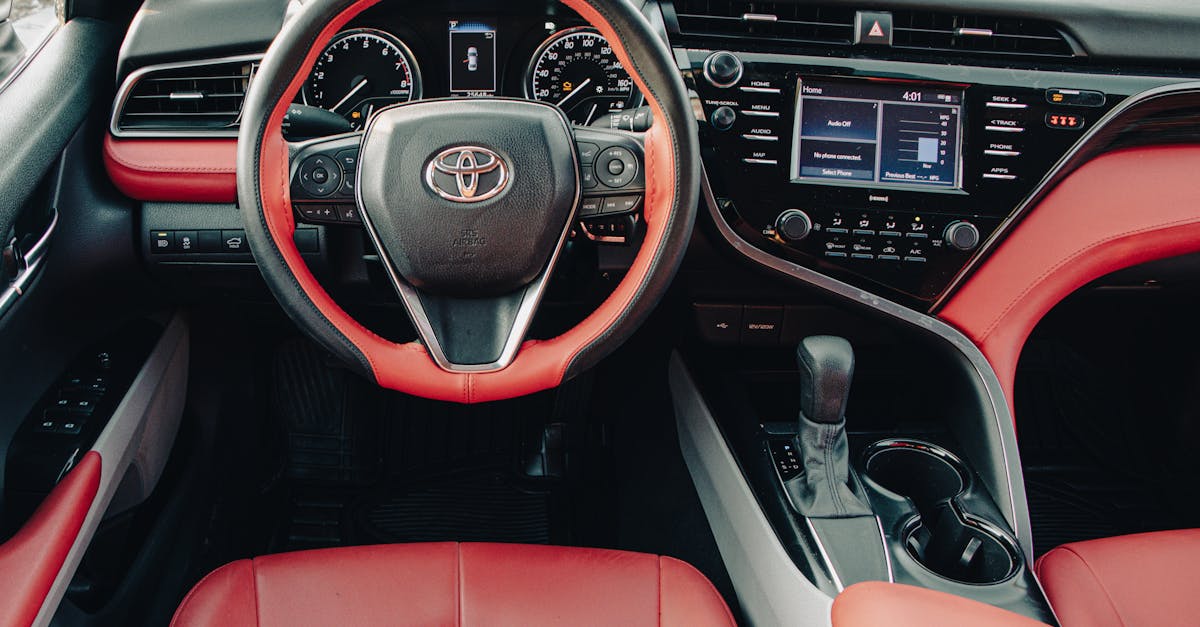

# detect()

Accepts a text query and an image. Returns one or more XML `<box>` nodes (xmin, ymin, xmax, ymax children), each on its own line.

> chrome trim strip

<box><xmin>935</xmin><ymin>80</ymin><xmax>1200</xmax><ymax>309</ymax></box>
<box><xmin>740</xmin><ymin>86</ymin><xmax>781</xmax><ymax>94</ymax></box>
<box><xmin>804</xmin><ymin>518</ymin><xmax>845</xmax><ymax>593</ymax></box>
<box><xmin>985</xmin><ymin>102</ymin><xmax>1028</xmax><ymax>109</ymax></box>
<box><xmin>742</xmin><ymin>13</ymin><xmax>779</xmax><ymax>23</ymax></box>
<box><xmin>876</xmin><ymin>516</ymin><xmax>895</xmax><ymax>583</ymax></box>
<box><xmin>699</xmin><ymin>171</ymin><xmax>1031</xmax><ymax>560</ymax></box>
<box><xmin>354</xmin><ymin>99</ymin><xmax>583</xmax><ymax>374</ymax></box>
<box><xmin>109</xmin><ymin>54</ymin><xmax>264</xmax><ymax>138</ymax></box>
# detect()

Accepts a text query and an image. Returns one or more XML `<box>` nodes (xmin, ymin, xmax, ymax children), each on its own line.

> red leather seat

<box><xmin>1035</xmin><ymin>529</ymin><xmax>1200</xmax><ymax>626</ymax></box>
<box><xmin>172</xmin><ymin>542</ymin><xmax>735</xmax><ymax>627</ymax></box>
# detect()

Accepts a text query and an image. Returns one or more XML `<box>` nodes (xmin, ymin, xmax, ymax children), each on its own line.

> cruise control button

<box><xmin>597</xmin><ymin>146</ymin><xmax>638</xmax><ymax>188</ymax></box>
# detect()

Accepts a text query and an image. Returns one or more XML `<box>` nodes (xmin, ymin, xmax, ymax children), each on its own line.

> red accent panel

<box><xmin>253</xmin><ymin>0</ymin><xmax>680</xmax><ymax>403</ymax></box>
<box><xmin>171</xmin><ymin>543</ymin><xmax>735</xmax><ymax>626</ymax></box>
<box><xmin>1035</xmin><ymin>530</ymin><xmax>1200</xmax><ymax>627</ymax></box>
<box><xmin>832</xmin><ymin>582</ymin><xmax>1047</xmax><ymax>627</ymax></box>
<box><xmin>939</xmin><ymin>145</ymin><xmax>1200</xmax><ymax>417</ymax></box>
<box><xmin>0</xmin><ymin>451</ymin><xmax>101</xmax><ymax>627</ymax></box>
<box><xmin>103</xmin><ymin>136</ymin><xmax>238</xmax><ymax>203</ymax></box>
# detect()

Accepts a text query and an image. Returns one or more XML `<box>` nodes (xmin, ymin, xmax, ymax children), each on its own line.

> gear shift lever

<box><xmin>790</xmin><ymin>336</ymin><xmax>871</xmax><ymax>518</ymax></box>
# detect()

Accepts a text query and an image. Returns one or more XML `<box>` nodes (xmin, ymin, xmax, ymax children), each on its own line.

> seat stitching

<box><xmin>250</xmin><ymin>558</ymin><xmax>262</xmax><ymax>627</ymax></box>
<box><xmin>456</xmin><ymin>543</ymin><xmax>463</xmax><ymax>627</ymax></box>
<box><xmin>1058</xmin><ymin>547</ymin><xmax>1127</xmax><ymax>627</ymax></box>
<box><xmin>657</xmin><ymin>556</ymin><xmax>664</xmax><ymax>626</ymax></box>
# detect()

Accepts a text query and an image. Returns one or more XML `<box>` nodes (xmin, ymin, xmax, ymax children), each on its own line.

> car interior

<box><xmin>1</xmin><ymin>0</ymin><xmax>1199</xmax><ymax>624</ymax></box>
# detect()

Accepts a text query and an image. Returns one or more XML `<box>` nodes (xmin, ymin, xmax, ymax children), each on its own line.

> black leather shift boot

<box><xmin>787</xmin><ymin>415</ymin><xmax>872</xmax><ymax>518</ymax></box>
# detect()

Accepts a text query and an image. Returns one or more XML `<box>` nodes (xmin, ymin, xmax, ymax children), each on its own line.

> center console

<box><xmin>687</xmin><ymin>49</ymin><xmax>1140</xmax><ymax>310</ymax></box>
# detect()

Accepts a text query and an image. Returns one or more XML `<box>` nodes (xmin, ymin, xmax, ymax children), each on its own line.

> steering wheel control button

<box><xmin>597</xmin><ymin>147</ymin><xmax>638</xmax><ymax>188</ymax></box>
<box><xmin>703</xmin><ymin>51</ymin><xmax>743</xmax><ymax>88</ymax></box>
<box><xmin>943</xmin><ymin>221</ymin><xmax>981</xmax><ymax>251</ymax></box>
<box><xmin>576</xmin><ymin>142</ymin><xmax>600</xmax><ymax>165</ymax></box>
<box><xmin>299</xmin><ymin>155</ymin><xmax>342</xmax><ymax>197</ymax></box>
<box><xmin>600</xmin><ymin>195</ymin><xmax>642</xmax><ymax>215</ymax></box>
<box><xmin>710</xmin><ymin>106</ymin><xmax>737</xmax><ymax>131</ymax></box>
<box><xmin>580</xmin><ymin>197</ymin><xmax>604</xmax><ymax>216</ymax></box>
<box><xmin>581</xmin><ymin>168</ymin><xmax>598</xmax><ymax>189</ymax></box>
<box><xmin>775</xmin><ymin>210</ymin><xmax>812</xmax><ymax>242</ymax></box>
<box><xmin>336</xmin><ymin>205</ymin><xmax>362</xmax><ymax>224</ymax></box>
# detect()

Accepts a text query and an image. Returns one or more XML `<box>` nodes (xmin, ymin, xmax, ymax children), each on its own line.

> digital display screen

<box><xmin>790</xmin><ymin>79</ymin><xmax>964</xmax><ymax>190</ymax></box>
<box><xmin>448</xmin><ymin>20</ymin><xmax>497</xmax><ymax>95</ymax></box>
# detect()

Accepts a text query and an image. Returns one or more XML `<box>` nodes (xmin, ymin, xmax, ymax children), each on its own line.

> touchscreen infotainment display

<box><xmin>790</xmin><ymin>79</ymin><xmax>964</xmax><ymax>190</ymax></box>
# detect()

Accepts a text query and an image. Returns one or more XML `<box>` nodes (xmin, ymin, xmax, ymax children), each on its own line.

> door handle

<box><xmin>0</xmin><ymin>207</ymin><xmax>57</xmax><ymax>319</ymax></box>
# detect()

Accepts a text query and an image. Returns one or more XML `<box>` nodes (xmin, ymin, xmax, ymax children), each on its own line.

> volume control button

<box><xmin>703</xmin><ymin>51</ymin><xmax>744</xmax><ymax>88</ymax></box>
<box><xmin>775</xmin><ymin>210</ymin><xmax>812</xmax><ymax>242</ymax></box>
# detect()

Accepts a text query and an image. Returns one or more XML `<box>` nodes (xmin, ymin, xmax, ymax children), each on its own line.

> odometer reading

<box><xmin>527</xmin><ymin>29</ymin><xmax>636</xmax><ymax>125</ymax></box>
<box><xmin>305</xmin><ymin>29</ymin><xmax>420</xmax><ymax>130</ymax></box>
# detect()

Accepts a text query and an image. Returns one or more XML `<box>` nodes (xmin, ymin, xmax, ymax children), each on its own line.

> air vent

<box><xmin>672</xmin><ymin>0</ymin><xmax>856</xmax><ymax>46</ymax></box>
<box><xmin>892</xmin><ymin>12</ymin><xmax>1078</xmax><ymax>58</ymax></box>
<box><xmin>670</xmin><ymin>2</ymin><xmax>1079</xmax><ymax>61</ymax></box>
<box><xmin>113</xmin><ymin>57</ymin><xmax>259</xmax><ymax>136</ymax></box>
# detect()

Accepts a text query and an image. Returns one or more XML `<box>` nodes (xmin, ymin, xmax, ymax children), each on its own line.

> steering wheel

<box><xmin>238</xmin><ymin>0</ymin><xmax>699</xmax><ymax>403</ymax></box>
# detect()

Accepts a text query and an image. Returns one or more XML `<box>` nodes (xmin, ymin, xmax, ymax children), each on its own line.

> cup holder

<box><xmin>863</xmin><ymin>440</ymin><xmax>1020</xmax><ymax>585</ymax></box>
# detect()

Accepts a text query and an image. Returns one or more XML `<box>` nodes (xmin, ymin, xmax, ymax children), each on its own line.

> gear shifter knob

<box><xmin>797</xmin><ymin>335</ymin><xmax>855</xmax><ymax>425</ymax></box>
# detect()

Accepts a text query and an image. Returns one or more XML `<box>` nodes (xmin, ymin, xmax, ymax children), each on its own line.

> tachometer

<box><xmin>304</xmin><ymin>29</ymin><xmax>421</xmax><ymax>130</ymax></box>
<box><xmin>526</xmin><ymin>28</ymin><xmax>637</xmax><ymax>125</ymax></box>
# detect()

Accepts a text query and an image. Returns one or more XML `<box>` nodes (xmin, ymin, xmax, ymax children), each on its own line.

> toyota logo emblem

<box><xmin>425</xmin><ymin>146</ymin><xmax>510</xmax><ymax>203</ymax></box>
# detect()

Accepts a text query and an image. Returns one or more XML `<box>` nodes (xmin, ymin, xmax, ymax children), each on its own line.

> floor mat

<box><xmin>354</xmin><ymin>471</ymin><xmax>551</xmax><ymax>545</ymax></box>
<box><xmin>268</xmin><ymin>339</ymin><xmax>563</xmax><ymax>553</ymax></box>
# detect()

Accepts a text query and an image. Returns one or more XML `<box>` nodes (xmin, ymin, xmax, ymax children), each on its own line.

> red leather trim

<box><xmin>1035</xmin><ymin>530</ymin><xmax>1200</xmax><ymax>627</ymax></box>
<box><xmin>171</xmin><ymin>542</ymin><xmax>735</xmax><ymax>626</ymax></box>
<box><xmin>939</xmin><ymin>145</ymin><xmax>1200</xmax><ymax>417</ymax></box>
<box><xmin>0</xmin><ymin>451</ymin><xmax>101</xmax><ymax>627</ymax></box>
<box><xmin>254</xmin><ymin>0</ymin><xmax>679</xmax><ymax>402</ymax></box>
<box><xmin>103</xmin><ymin>135</ymin><xmax>238</xmax><ymax>203</ymax></box>
<box><xmin>832</xmin><ymin>582</ymin><xmax>1047</xmax><ymax>627</ymax></box>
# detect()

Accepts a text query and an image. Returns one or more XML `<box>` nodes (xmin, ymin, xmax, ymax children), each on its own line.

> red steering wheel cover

<box><xmin>248</xmin><ymin>0</ymin><xmax>691</xmax><ymax>402</ymax></box>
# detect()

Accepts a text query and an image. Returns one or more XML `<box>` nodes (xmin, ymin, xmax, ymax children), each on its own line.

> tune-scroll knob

<box><xmin>710</xmin><ymin>106</ymin><xmax>737</xmax><ymax>131</ymax></box>
<box><xmin>703</xmin><ymin>51</ymin><xmax>744</xmax><ymax>88</ymax></box>
<box><xmin>775</xmin><ymin>210</ymin><xmax>813</xmax><ymax>242</ymax></box>
<box><xmin>943</xmin><ymin>220</ymin><xmax>981</xmax><ymax>251</ymax></box>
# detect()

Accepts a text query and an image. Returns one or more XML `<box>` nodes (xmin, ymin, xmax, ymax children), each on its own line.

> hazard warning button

<box><xmin>854</xmin><ymin>11</ymin><xmax>893</xmax><ymax>46</ymax></box>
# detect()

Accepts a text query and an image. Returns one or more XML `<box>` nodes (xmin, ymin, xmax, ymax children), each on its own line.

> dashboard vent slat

<box><xmin>891</xmin><ymin>11</ymin><xmax>1077</xmax><ymax>58</ymax></box>
<box><xmin>673</xmin><ymin>0</ymin><xmax>856</xmax><ymax>45</ymax></box>
<box><xmin>114</xmin><ymin>58</ymin><xmax>258</xmax><ymax>135</ymax></box>
<box><xmin>669</xmin><ymin>1</ymin><xmax>1078</xmax><ymax>61</ymax></box>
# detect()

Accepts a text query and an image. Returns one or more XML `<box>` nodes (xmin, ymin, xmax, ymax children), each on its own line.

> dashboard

<box><xmin>105</xmin><ymin>0</ymin><xmax>1200</xmax><ymax>316</ymax></box>
<box><xmin>297</xmin><ymin>3</ymin><xmax>640</xmax><ymax>129</ymax></box>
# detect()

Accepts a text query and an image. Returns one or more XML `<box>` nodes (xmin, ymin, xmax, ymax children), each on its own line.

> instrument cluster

<box><xmin>299</xmin><ymin>5</ymin><xmax>641</xmax><ymax>130</ymax></box>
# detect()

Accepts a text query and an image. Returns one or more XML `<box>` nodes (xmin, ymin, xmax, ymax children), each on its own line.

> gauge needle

<box><xmin>583</xmin><ymin>103</ymin><xmax>599</xmax><ymax>126</ymax></box>
<box><xmin>556</xmin><ymin>78</ymin><xmax>593</xmax><ymax>108</ymax></box>
<box><xmin>330</xmin><ymin>79</ymin><xmax>369</xmax><ymax>113</ymax></box>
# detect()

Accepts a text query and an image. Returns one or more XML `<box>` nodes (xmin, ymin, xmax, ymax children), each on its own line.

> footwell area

<box><xmin>269</xmin><ymin>339</ymin><xmax>562</xmax><ymax>552</ymax></box>
<box><xmin>1017</xmin><ymin>289</ymin><xmax>1200</xmax><ymax>556</ymax></box>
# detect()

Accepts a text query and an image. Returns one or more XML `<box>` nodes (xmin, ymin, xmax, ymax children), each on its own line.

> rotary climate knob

<box><xmin>703</xmin><ymin>51</ymin><xmax>744</xmax><ymax>88</ymax></box>
<box><xmin>775</xmin><ymin>210</ymin><xmax>812</xmax><ymax>242</ymax></box>
<box><xmin>943</xmin><ymin>220</ymin><xmax>981</xmax><ymax>251</ymax></box>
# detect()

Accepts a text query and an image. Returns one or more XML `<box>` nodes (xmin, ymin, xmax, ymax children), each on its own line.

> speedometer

<box><xmin>304</xmin><ymin>29</ymin><xmax>421</xmax><ymax>130</ymax></box>
<box><xmin>526</xmin><ymin>28</ymin><xmax>637</xmax><ymax>125</ymax></box>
